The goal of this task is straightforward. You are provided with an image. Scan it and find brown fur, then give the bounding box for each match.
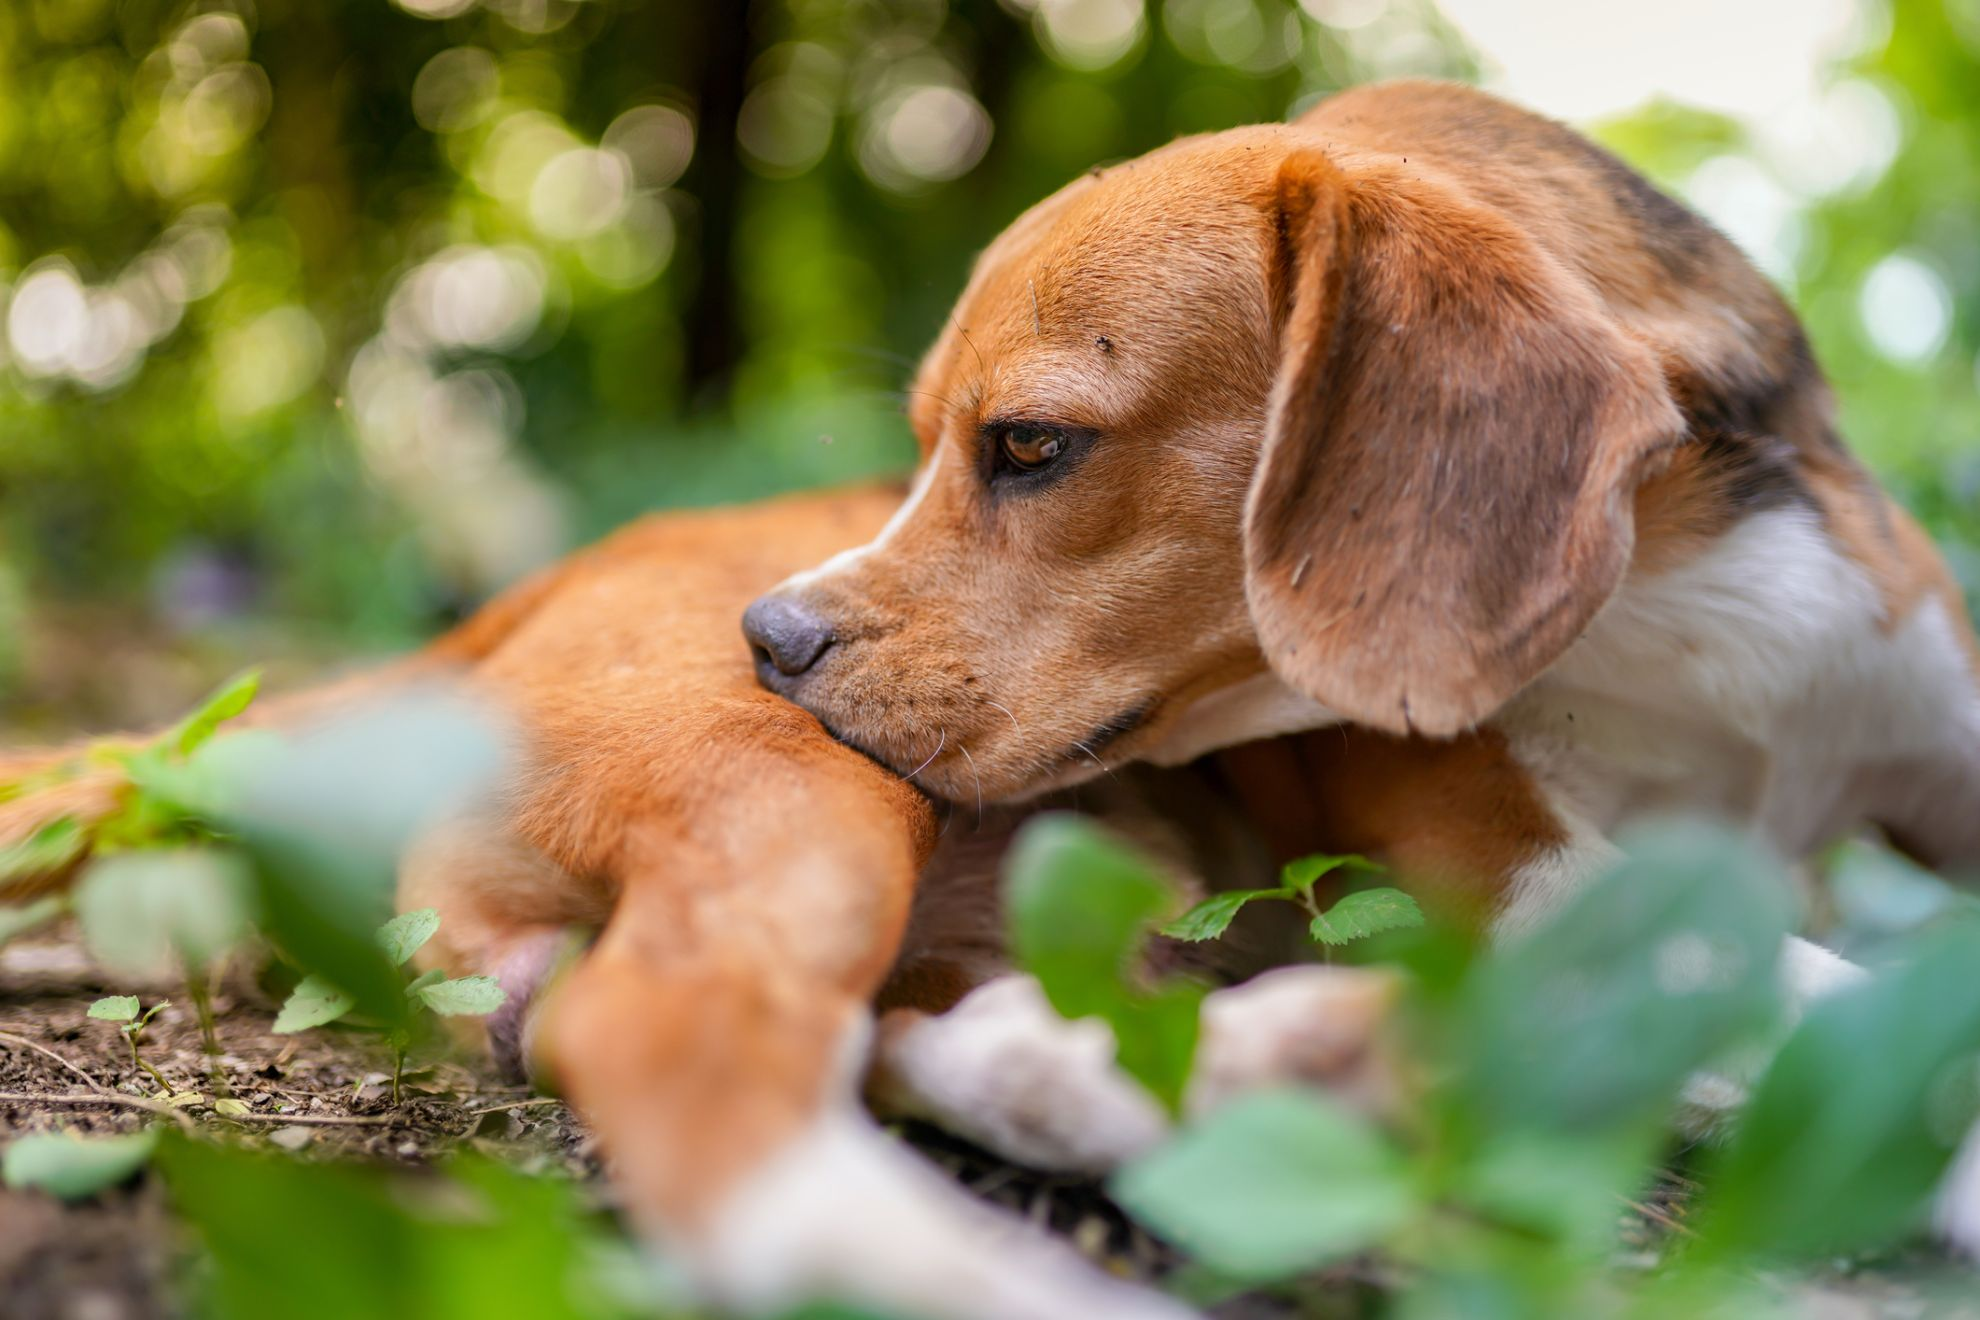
[3,487,941,1238]
[751,78,1974,906]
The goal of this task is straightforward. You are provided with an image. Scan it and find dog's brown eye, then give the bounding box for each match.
[998,428,1064,472]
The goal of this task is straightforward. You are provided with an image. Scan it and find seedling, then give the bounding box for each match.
[274,907,505,1103]
[88,995,173,1095]
[1160,853,1424,955]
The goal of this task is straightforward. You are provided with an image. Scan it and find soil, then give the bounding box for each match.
[1,924,1963,1320]
[0,924,595,1320]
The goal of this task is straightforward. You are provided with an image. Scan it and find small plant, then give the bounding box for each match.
[1161,852,1424,952]
[274,907,505,1103]
[88,995,172,1095]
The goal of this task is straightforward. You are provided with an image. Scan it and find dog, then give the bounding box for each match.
[745,79,1980,935]
[1,485,1401,1320]
[11,75,1978,1319]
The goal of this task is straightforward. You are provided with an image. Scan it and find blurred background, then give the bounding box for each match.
[0,0,1974,738]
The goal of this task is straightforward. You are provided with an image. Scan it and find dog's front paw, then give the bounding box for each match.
[871,975,1171,1172]
[1188,964,1404,1120]
[696,1112,1196,1320]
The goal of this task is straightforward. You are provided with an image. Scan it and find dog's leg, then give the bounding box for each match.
[529,817,1191,1320]
[870,965,1404,1175]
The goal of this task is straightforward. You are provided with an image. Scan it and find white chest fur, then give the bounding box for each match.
[1503,505,1980,860]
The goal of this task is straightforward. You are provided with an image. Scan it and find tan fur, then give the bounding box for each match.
[753,77,1980,907]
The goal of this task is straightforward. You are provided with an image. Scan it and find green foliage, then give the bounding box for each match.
[1111,1089,1416,1280]
[1162,853,1419,951]
[74,848,255,980]
[1309,888,1424,947]
[272,904,504,1103]
[0,893,64,946]
[376,907,442,967]
[163,671,262,760]
[414,975,507,1016]
[87,995,173,1093]
[4,1130,159,1201]
[1099,818,1971,1316]
[87,995,143,1022]
[1159,888,1284,943]
[153,1138,657,1320]
[271,974,357,1034]
[1006,815,1203,1115]
[1694,913,1980,1257]
[0,818,86,887]
[274,906,505,1035]
[1446,820,1793,1136]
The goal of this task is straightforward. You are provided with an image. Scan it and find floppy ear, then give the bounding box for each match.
[1244,151,1683,737]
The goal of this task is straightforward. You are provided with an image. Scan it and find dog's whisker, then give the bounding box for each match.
[956,743,985,828]
[982,699,1023,741]
[906,727,947,780]
[1070,739,1121,785]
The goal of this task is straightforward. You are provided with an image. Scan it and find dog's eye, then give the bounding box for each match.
[996,427,1065,473]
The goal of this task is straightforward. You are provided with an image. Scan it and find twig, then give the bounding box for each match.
[1618,1194,1697,1240]
[218,1110,398,1127]
[0,1030,107,1092]
[0,1089,196,1132]
[464,1097,565,1116]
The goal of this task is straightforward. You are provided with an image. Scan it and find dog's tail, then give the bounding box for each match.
[0,552,580,905]
[0,743,128,900]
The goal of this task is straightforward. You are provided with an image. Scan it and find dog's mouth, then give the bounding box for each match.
[1065,699,1155,764]
[806,696,1157,806]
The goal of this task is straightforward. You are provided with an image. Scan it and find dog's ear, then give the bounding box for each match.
[1244,151,1682,737]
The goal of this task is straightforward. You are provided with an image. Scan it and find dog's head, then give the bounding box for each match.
[744,125,1682,803]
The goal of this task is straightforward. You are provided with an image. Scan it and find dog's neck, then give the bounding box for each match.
[1138,671,1339,768]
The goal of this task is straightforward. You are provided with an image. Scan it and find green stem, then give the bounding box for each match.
[1293,889,1333,963]
[187,973,226,1093]
[126,1028,171,1096]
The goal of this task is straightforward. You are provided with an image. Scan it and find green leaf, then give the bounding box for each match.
[1695,914,1980,1257]
[1006,815,1202,1113]
[415,975,507,1016]
[1452,818,1793,1135]
[1159,888,1287,942]
[0,817,86,885]
[404,967,446,996]
[74,848,255,978]
[166,668,262,758]
[273,974,357,1034]
[212,1098,252,1117]
[376,908,441,966]
[153,1135,626,1320]
[1280,852,1384,900]
[125,728,285,821]
[87,995,140,1022]
[4,1129,157,1200]
[0,895,66,946]
[1309,888,1425,946]
[218,692,509,1027]
[1111,1089,1417,1280]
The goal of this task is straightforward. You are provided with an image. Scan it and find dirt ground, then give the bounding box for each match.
[1,922,1969,1320]
[0,923,599,1320]
[0,921,1268,1320]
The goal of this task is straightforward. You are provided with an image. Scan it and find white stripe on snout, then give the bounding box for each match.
[777,447,946,594]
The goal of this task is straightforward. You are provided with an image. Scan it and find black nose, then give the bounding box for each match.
[742,594,836,679]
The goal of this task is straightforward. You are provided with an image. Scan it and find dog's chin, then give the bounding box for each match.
[802,694,1157,807]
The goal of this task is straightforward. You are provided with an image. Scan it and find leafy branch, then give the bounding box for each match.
[1160,853,1423,951]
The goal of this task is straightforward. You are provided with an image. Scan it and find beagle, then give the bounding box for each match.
[747,78,1980,930]
[0,485,1394,1320]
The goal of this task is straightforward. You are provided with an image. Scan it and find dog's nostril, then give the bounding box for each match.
[741,594,836,678]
